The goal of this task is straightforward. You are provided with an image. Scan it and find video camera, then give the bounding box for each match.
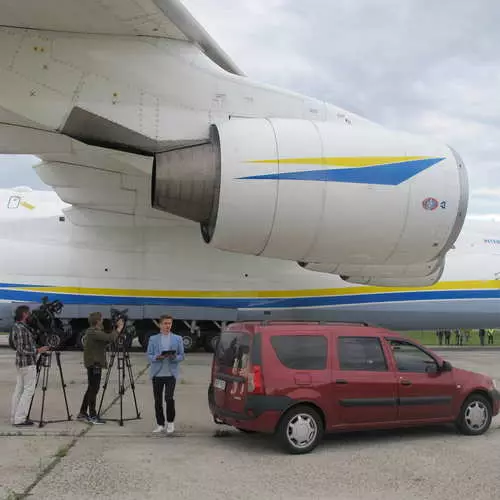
[28,296,69,349]
[109,307,135,349]
[110,307,128,329]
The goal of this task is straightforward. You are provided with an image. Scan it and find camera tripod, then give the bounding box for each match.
[97,337,141,426]
[27,350,72,428]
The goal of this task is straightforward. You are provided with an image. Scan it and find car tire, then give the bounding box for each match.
[276,405,324,455]
[456,393,492,436]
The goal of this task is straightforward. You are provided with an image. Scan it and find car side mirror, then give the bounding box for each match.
[440,360,452,372]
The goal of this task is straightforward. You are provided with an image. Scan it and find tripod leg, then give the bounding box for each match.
[118,351,124,426]
[125,352,141,419]
[38,353,51,428]
[27,356,43,420]
[97,350,116,417]
[55,352,72,421]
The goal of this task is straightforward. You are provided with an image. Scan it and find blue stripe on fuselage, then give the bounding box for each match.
[1,288,500,309]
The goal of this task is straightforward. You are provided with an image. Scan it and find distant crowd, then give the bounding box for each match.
[436,328,495,346]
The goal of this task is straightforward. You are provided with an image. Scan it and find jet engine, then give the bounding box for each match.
[152,117,468,281]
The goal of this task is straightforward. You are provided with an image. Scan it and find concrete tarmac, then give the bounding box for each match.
[0,347,499,500]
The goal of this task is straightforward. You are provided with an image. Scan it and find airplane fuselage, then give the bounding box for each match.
[1,188,499,331]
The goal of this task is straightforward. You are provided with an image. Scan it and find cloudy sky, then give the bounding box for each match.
[2,0,499,217]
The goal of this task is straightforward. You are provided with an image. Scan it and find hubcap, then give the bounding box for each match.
[465,401,488,431]
[286,413,317,449]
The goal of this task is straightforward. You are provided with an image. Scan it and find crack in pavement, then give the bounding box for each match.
[4,363,149,500]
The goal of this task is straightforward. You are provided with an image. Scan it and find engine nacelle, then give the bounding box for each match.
[298,259,443,279]
[341,259,445,287]
[152,117,468,270]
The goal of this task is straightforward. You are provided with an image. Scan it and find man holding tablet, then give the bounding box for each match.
[147,315,185,434]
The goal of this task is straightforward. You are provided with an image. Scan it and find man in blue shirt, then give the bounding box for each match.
[147,314,185,434]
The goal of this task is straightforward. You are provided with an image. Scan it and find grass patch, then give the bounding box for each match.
[4,488,21,500]
[53,443,72,459]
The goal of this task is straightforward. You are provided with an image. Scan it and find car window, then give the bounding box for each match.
[270,335,327,370]
[338,337,388,371]
[388,340,437,373]
[216,331,251,372]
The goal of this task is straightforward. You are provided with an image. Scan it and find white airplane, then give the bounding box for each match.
[0,0,492,346]
[0,185,498,349]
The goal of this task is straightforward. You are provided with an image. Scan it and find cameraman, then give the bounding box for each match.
[10,305,50,426]
[78,312,124,424]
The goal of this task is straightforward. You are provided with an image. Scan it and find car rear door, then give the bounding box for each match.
[212,329,252,415]
[331,335,398,425]
[386,338,456,421]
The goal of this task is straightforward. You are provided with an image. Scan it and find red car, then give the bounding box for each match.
[208,321,500,454]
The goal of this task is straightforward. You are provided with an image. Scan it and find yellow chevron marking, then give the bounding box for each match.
[246,156,431,168]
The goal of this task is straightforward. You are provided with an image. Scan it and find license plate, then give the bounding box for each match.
[214,378,226,390]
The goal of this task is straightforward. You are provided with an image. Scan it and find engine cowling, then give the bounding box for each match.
[298,259,443,279]
[340,259,446,287]
[152,117,468,272]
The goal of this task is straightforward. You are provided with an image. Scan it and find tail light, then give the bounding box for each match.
[247,365,265,395]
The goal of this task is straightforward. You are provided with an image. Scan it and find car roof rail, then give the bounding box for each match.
[258,320,372,327]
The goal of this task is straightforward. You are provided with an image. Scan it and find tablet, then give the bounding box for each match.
[161,350,176,356]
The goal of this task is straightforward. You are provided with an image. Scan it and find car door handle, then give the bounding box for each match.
[400,378,412,386]
[335,379,348,384]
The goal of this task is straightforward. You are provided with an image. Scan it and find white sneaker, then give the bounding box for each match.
[166,422,175,434]
[153,425,164,433]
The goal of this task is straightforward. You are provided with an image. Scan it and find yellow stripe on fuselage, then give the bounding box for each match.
[6,280,500,299]
[246,156,431,168]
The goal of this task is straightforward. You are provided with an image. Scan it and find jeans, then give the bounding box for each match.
[80,365,102,417]
[11,365,36,424]
[152,376,176,426]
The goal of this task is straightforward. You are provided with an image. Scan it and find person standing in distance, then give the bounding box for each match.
[78,312,124,424]
[10,305,50,426]
[147,315,185,434]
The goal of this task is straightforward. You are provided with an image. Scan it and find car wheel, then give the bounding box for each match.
[277,405,323,454]
[456,393,492,436]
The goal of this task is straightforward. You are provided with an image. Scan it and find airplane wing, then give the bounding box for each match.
[1,0,244,76]
[0,0,244,228]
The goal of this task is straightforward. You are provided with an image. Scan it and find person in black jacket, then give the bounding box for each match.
[78,312,124,424]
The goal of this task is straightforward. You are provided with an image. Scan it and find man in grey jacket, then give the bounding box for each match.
[147,315,185,434]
